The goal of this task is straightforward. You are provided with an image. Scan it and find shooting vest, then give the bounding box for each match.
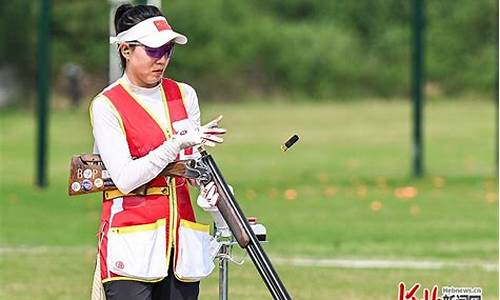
[95,78,211,283]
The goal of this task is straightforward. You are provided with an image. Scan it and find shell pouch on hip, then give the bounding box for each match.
[175,219,221,282]
[107,218,168,280]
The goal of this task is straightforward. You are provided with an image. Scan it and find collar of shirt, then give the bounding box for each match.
[121,73,161,96]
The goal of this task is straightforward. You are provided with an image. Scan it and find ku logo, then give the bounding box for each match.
[399,282,442,300]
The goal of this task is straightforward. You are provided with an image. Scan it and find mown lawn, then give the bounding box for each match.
[0,98,498,299]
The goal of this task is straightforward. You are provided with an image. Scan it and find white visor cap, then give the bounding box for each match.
[110,16,187,48]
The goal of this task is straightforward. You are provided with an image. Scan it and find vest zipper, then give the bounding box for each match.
[167,177,178,270]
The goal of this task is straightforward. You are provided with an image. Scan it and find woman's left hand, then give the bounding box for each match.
[199,115,226,147]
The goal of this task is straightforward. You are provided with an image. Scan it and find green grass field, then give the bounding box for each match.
[0,99,498,299]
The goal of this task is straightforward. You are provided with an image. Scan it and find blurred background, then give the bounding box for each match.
[1,0,498,103]
[0,0,498,299]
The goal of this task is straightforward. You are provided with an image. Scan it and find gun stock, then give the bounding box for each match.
[68,154,194,196]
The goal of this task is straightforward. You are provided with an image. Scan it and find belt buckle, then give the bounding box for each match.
[160,187,169,195]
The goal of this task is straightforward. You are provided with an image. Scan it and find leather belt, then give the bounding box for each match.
[104,186,169,201]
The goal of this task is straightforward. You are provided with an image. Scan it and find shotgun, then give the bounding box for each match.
[197,149,292,300]
[68,151,292,299]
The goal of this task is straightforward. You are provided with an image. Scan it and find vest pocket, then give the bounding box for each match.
[175,219,221,282]
[107,218,168,280]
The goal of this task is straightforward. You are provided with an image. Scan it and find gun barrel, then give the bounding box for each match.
[200,152,292,300]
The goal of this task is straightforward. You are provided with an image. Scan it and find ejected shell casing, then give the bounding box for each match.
[281,134,299,152]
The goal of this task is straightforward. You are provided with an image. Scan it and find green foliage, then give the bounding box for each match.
[0,0,497,99]
[51,1,109,71]
[427,0,498,93]
[0,1,37,76]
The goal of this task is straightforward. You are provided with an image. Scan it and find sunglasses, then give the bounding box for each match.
[127,41,175,59]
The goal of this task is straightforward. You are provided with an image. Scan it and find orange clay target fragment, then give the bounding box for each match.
[281,134,299,152]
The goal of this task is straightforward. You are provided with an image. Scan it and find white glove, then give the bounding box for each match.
[199,115,226,147]
[197,183,234,238]
[199,182,219,206]
[171,115,226,150]
[147,116,226,192]
[198,181,234,207]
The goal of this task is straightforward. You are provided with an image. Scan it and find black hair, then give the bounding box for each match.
[114,4,164,69]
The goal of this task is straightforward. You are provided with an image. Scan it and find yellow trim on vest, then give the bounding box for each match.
[180,219,209,233]
[159,83,174,139]
[120,82,171,139]
[157,79,190,278]
[104,97,126,135]
[100,95,127,135]
[102,276,164,284]
[89,95,126,135]
[110,218,166,234]
[163,177,175,276]
[162,83,196,282]
[89,99,95,127]
[171,178,179,247]
[159,81,176,271]
[89,80,119,128]
[178,82,189,109]
[171,179,198,283]
[104,186,169,201]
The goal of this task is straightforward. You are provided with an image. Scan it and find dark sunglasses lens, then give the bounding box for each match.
[145,44,174,59]
[145,48,164,58]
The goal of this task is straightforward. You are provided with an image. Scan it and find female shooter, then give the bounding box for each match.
[89,4,223,299]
